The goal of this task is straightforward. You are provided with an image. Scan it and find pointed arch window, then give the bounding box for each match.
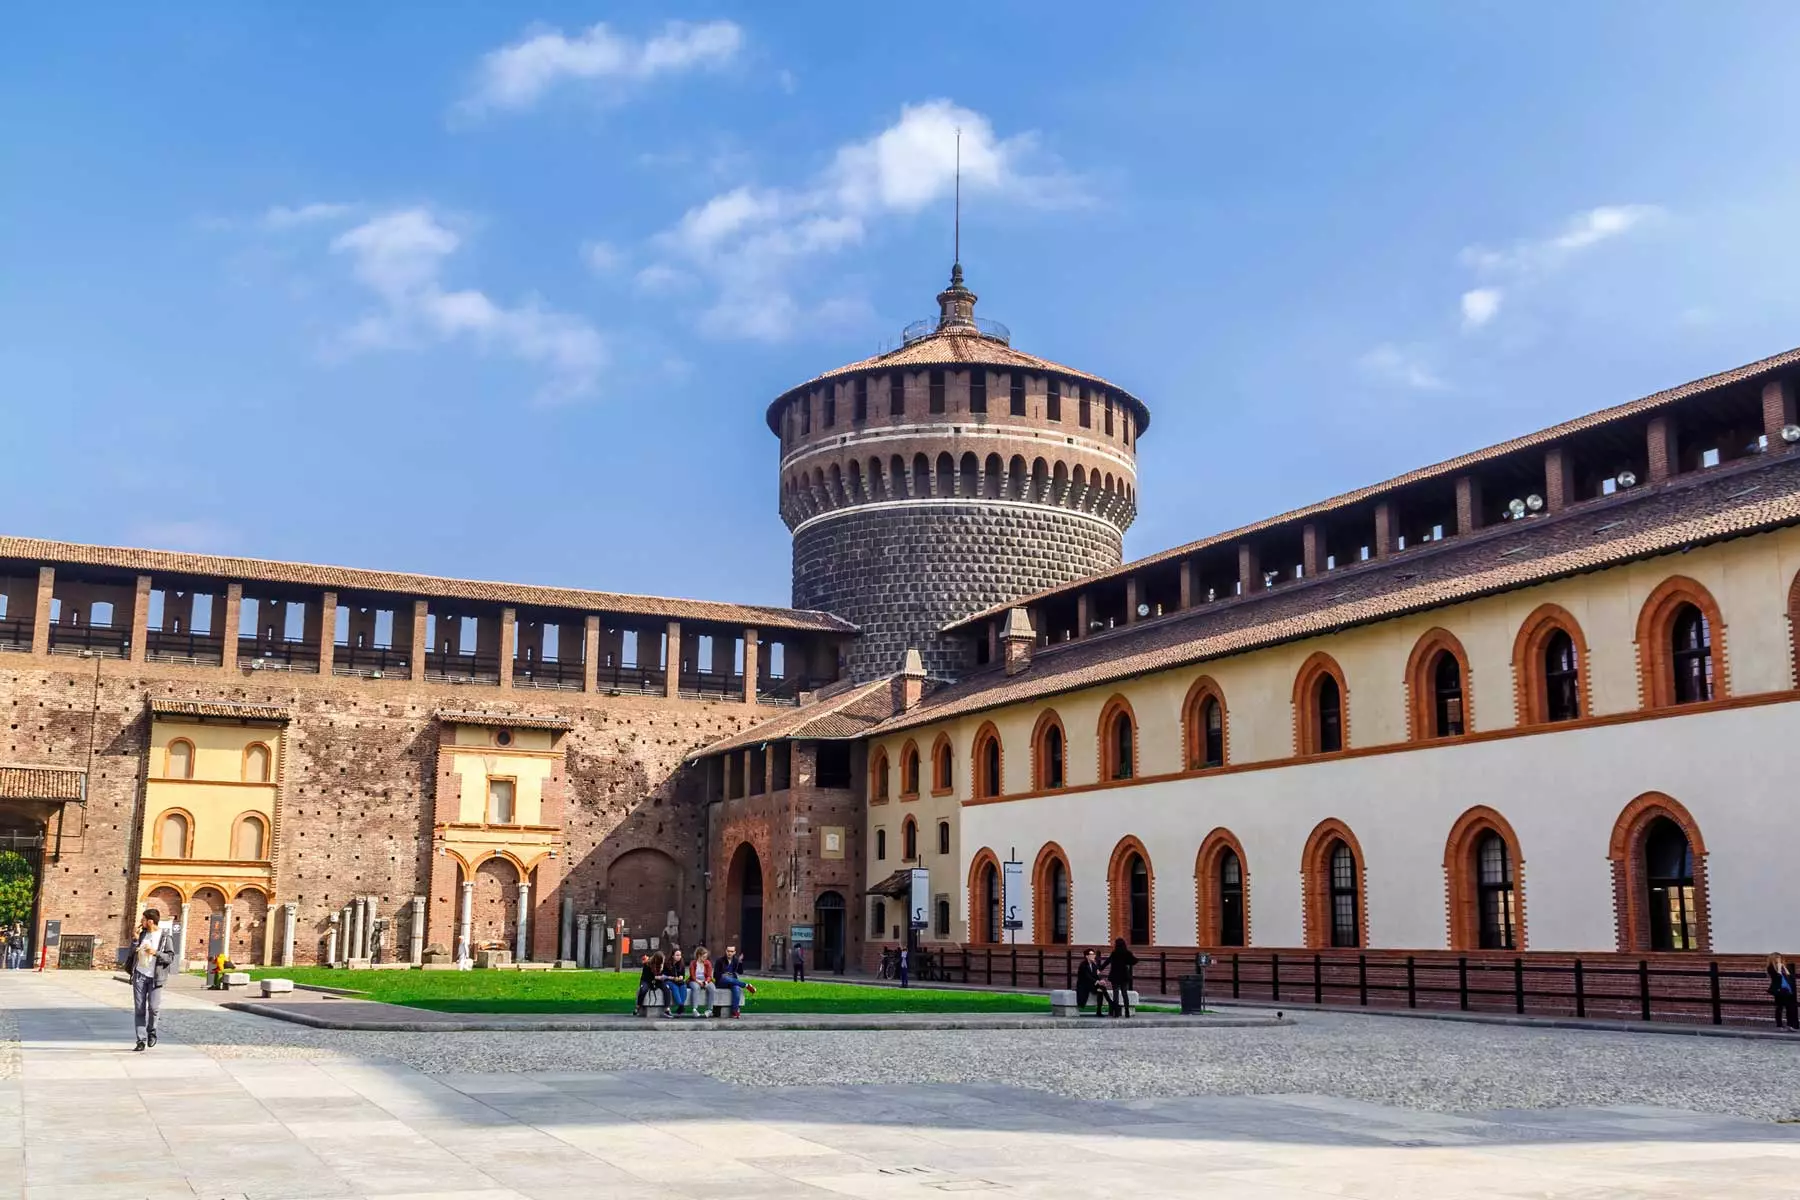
[1295,653,1349,756]
[1514,604,1589,725]
[1645,817,1698,951]
[1098,697,1137,782]
[876,828,887,861]
[1328,843,1359,948]
[1032,711,1066,790]
[1636,576,1727,709]
[1107,837,1155,945]
[1033,843,1072,945]
[972,724,1002,800]
[931,735,954,795]
[981,860,1001,943]
[900,741,921,798]
[871,748,891,803]
[1670,604,1714,704]
[1407,630,1471,740]
[1475,833,1516,949]
[1219,851,1245,947]
[1544,631,1581,721]
[902,817,918,862]
[1183,678,1227,769]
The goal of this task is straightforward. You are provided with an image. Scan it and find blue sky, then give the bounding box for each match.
[5,4,1800,607]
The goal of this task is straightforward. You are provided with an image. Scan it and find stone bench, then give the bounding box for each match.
[224,972,251,990]
[1050,989,1078,1017]
[259,977,294,997]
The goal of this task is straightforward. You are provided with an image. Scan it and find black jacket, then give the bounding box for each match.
[1075,959,1101,1004]
[1769,965,1795,998]
[718,951,746,978]
[1102,947,1137,989]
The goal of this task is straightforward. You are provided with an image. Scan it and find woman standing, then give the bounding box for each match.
[1101,937,1138,1018]
[1768,953,1798,1029]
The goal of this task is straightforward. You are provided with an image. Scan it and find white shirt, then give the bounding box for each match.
[133,924,162,977]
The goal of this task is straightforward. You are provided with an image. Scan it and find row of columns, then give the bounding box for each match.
[1030,377,1800,646]
[324,895,426,965]
[19,568,787,705]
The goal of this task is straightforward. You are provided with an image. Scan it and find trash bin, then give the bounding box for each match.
[1179,974,1208,1014]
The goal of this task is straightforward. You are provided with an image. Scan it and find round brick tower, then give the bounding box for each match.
[770,264,1149,680]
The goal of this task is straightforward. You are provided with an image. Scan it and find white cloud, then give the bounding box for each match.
[462,19,742,115]
[261,202,357,229]
[1460,287,1502,330]
[1358,344,1446,391]
[633,263,692,293]
[1461,204,1663,278]
[652,99,1081,340]
[328,208,605,403]
[581,239,624,274]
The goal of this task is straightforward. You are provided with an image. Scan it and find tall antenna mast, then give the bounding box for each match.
[953,128,961,268]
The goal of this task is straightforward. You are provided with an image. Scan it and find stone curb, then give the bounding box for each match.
[221,1000,1290,1034]
[1203,997,1798,1042]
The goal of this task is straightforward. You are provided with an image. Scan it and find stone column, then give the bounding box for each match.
[742,628,759,704]
[1764,378,1797,443]
[515,882,531,961]
[326,914,340,966]
[664,621,681,698]
[219,903,234,965]
[582,615,600,693]
[410,600,429,681]
[560,894,575,962]
[409,895,425,965]
[179,900,193,967]
[498,607,516,689]
[348,897,364,962]
[1455,475,1483,534]
[576,913,591,968]
[317,591,337,677]
[587,914,604,968]
[1647,416,1678,483]
[222,582,242,672]
[457,880,474,962]
[30,566,53,657]
[281,902,297,966]
[1237,543,1260,592]
[128,575,151,664]
[364,896,379,960]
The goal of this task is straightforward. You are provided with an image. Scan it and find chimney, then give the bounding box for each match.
[1001,608,1036,676]
[893,647,927,712]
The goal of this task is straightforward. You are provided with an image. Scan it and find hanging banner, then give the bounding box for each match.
[909,867,931,930]
[1002,860,1024,931]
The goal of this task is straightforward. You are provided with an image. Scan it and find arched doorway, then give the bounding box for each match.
[726,843,764,969]
[188,887,226,963]
[815,890,846,974]
[0,819,45,967]
[472,857,521,953]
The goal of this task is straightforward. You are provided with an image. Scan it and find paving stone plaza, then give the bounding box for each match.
[5,972,1800,1198]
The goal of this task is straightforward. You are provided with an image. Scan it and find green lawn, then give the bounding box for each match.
[238,967,1100,1014]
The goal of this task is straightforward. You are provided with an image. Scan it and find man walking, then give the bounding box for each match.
[790,942,806,983]
[130,907,177,1051]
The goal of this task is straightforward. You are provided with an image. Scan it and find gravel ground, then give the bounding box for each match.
[155,1004,1800,1122]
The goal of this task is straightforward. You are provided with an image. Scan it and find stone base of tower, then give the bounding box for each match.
[792,504,1123,680]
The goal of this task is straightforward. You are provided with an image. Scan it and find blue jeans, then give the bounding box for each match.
[664,981,688,1010]
[717,972,747,1011]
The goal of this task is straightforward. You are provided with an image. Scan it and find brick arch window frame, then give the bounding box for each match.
[1512,602,1594,725]
[1030,708,1067,791]
[229,810,269,862]
[1608,791,1712,952]
[1105,834,1156,946]
[1787,567,1800,688]
[1634,575,1729,709]
[901,815,919,863]
[151,807,195,859]
[971,721,1004,800]
[929,732,954,797]
[967,847,1002,945]
[899,739,921,800]
[1300,817,1369,950]
[1181,676,1229,770]
[1442,805,1527,951]
[1405,627,1474,741]
[1292,651,1351,756]
[1032,841,1074,945]
[1194,827,1251,948]
[164,737,196,780]
[869,747,891,804]
[1096,694,1139,782]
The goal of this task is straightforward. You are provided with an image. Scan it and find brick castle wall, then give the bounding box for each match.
[793,504,1123,680]
[2,656,784,967]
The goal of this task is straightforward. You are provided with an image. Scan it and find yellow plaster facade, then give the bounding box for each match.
[139,717,281,904]
[436,723,563,873]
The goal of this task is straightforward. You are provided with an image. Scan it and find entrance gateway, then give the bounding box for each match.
[0,766,85,969]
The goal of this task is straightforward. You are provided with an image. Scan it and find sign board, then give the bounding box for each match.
[41,919,61,948]
[908,867,931,930]
[207,913,225,962]
[1002,861,1024,931]
[789,924,814,946]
